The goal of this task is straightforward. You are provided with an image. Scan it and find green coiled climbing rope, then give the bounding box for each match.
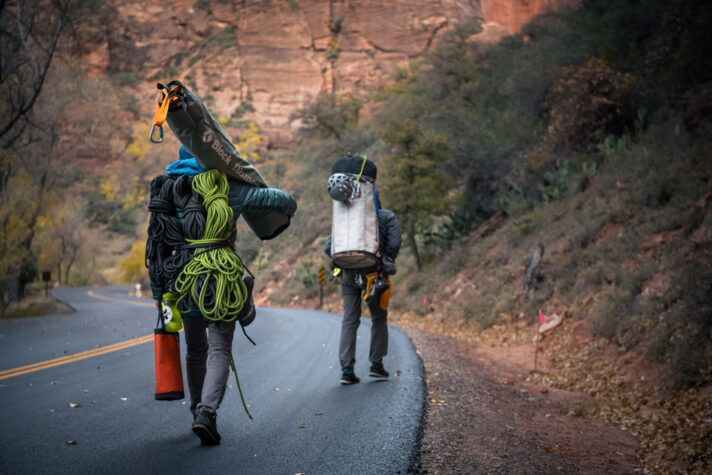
[173,169,248,321]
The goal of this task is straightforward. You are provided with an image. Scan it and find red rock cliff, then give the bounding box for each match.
[79,0,568,144]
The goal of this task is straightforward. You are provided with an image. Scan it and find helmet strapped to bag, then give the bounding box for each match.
[327,173,355,202]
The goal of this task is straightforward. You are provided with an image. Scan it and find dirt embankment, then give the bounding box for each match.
[402,325,640,474]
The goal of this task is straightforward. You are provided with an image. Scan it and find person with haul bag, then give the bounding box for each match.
[323,153,402,385]
[146,80,297,445]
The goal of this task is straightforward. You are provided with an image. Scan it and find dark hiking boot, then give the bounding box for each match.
[237,276,256,327]
[192,407,221,445]
[340,367,360,385]
[369,362,389,378]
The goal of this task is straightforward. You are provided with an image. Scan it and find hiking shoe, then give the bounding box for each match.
[369,362,389,378]
[340,367,360,385]
[237,276,256,327]
[192,407,221,445]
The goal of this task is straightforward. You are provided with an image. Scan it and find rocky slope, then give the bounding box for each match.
[78,0,568,145]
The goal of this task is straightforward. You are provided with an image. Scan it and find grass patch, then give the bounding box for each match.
[2,293,72,318]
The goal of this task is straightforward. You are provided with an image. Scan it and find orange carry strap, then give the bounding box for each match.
[362,272,379,301]
[149,84,183,143]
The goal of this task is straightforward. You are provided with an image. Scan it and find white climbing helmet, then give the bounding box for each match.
[327,173,355,202]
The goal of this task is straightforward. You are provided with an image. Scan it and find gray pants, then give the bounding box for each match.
[183,317,236,416]
[340,281,388,370]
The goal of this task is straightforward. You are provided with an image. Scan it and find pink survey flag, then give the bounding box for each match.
[539,310,546,324]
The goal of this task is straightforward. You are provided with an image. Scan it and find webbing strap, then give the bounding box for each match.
[149,85,181,143]
[154,89,171,127]
[355,155,368,182]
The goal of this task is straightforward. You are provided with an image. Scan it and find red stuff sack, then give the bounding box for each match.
[154,311,184,400]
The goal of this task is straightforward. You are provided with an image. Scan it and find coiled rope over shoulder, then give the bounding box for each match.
[173,169,248,321]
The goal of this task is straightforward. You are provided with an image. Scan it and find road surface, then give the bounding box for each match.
[0,286,424,474]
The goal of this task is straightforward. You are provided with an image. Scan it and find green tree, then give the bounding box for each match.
[293,92,362,141]
[380,120,455,271]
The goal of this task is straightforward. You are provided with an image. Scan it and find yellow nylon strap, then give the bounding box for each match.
[153,89,171,127]
[355,155,368,182]
[362,272,379,301]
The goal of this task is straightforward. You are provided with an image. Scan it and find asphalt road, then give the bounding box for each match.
[0,286,424,474]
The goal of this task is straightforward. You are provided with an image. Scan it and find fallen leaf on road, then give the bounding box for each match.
[65,440,77,445]
[396,370,402,376]
[314,412,323,416]
[543,446,552,453]
[68,403,81,408]
[51,381,59,385]
[297,424,306,429]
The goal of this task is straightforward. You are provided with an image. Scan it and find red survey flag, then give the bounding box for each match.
[539,310,546,324]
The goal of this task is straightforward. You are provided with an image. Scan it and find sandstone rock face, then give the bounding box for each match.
[78,0,567,144]
[481,0,574,34]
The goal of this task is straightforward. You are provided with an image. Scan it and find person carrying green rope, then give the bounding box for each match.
[147,145,297,446]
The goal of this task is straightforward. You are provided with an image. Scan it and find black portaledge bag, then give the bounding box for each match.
[160,80,291,240]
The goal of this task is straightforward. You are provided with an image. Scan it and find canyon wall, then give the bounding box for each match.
[79,0,569,144]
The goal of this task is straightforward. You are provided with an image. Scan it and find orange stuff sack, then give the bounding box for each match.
[154,317,184,400]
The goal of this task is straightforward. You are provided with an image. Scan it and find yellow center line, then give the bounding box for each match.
[0,335,154,380]
[0,289,160,380]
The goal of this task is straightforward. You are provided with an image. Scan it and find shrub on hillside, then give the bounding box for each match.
[545,58,635,153]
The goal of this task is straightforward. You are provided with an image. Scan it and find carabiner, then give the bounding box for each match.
[149,123,163,143]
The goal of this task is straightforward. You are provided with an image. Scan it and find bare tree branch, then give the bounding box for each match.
[0,0,71,142]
